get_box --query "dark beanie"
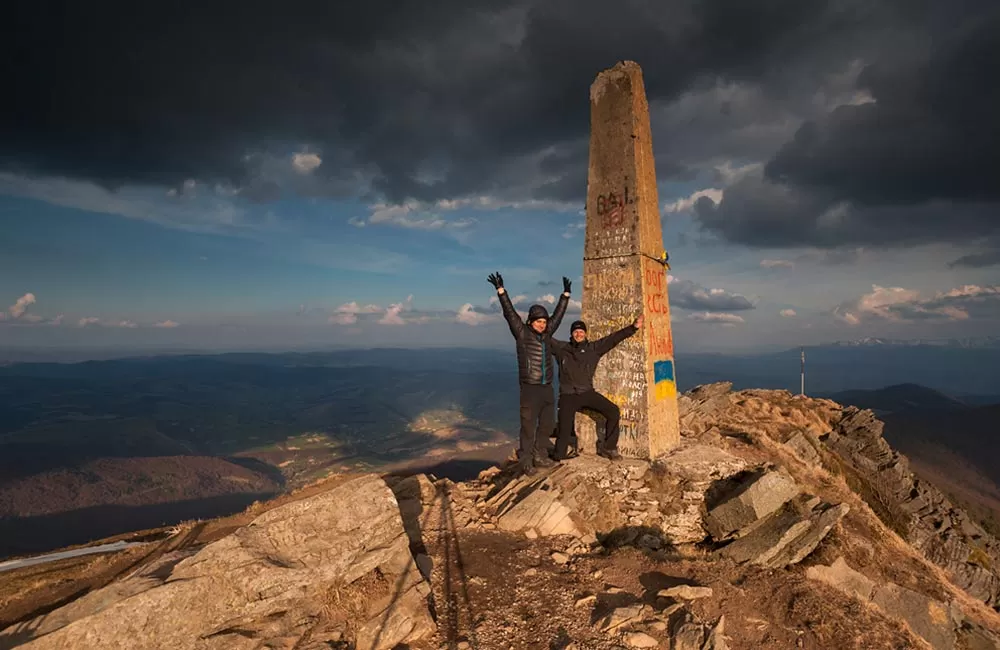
[570,320,587,333]
[527,304,550,323]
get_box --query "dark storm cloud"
[670,279,755,311]
[949,247,1000,269]
[2,0,879,205]
[3,0,998,252]
[696,5,1000,248]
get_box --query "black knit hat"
[570,320,587,333]
[526,304,550,323]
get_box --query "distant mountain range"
[826,383,1000,538]
[823,336,1000,349]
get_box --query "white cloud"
[456,303,494,326]
[688,312,746,325]
[335,301,381,315]
[153,320,180,328]
[663,188,723,214]
[379,295,414,325]
[568,299,583,311]
[536,294,556,305]
[348,216,366,228]
[328,301,382,325]
[562,221,586,239]
[489,294,527,308]
[360,202,475,230]
[113,320,138,328]
[780,309,797,317]
[670,278,755,311]
[328,312,358,325]
[0,173,248,235]
[760,259,795,269]
[834,284,1000,325]
[7,293,36,319]
[78,317,100,327]
[291,152,322,174]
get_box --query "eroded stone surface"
[578,60,679,460]
[8,475,434,650]
[704,470,800,540]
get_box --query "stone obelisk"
[575,61,680,460]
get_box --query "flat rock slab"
[656,444,748,484]
[596,605,646,633]
[807,557,957,650]
[705,470,800,540]
[658,585,713,600]
[784,431,820,464]
[721,502,848,568]
[7,474,435,650]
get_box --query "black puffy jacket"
[498,290,569,385]
[550,324,638,395]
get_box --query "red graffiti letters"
[595,186,633,229]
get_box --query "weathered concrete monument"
[575,61,681,459]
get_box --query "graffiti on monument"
[595,185,634,230]
[640,256,677,401]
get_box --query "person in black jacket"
[487,271,571,474]
[550,316,643,461]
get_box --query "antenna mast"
[800,346,806,396]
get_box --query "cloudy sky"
[1,0,998,352]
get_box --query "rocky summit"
[4,383,1000,649]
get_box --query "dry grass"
[704,407,1000,635]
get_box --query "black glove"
[562,276,572,294]
[487,272,504,290]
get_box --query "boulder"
[721,500,848,568]
[704,470,800,540]
[784,431,820,464]
[4,475,434,650]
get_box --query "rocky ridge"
[4,383,1000,649]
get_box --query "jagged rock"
[826,407,1000,607]
[487,455,634,543]
[784,430,820,464]
[959,624,1000,650]
[551,551,570,565]
[623,631,658,647]
[653,444,748,544]
[872,583,956,650]
[575,595,597,608]
[705,616,728,650]
[596,606,645,633]
[6,475,435,650]
[807,557,957,650]
[806,557,877,602]
[657,585,713,600]
[704,470,800,540]
[722,501,849,568]
[672,620,706,650]
[769,503,849,566]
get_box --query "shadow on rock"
[598,525,678,559]
[703,465,768,511]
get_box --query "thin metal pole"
[800,347,805,396]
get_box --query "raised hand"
[487,272,504,290]
[634,314,644,329]
[562,276,572,294]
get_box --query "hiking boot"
[598,449,622,461]
[534,456,557,468]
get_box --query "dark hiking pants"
[554,390,621,459]
[519,383,554,467]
